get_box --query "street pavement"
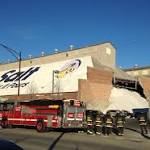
[0,127,150,150]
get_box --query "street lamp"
[0,42,22,96]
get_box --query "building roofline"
[0,41,113,65]
[124,66,150,71]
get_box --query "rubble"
[104,87,149,113]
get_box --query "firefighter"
[104,111,113,136]
[86,110,94,134]
[94,111,104,135]
[115,111,126,136]
[137,112,148,135]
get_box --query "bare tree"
[27,82,38,99]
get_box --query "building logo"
[55,59,81,78]
[0,67,40,89]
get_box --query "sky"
[0,0,150,68]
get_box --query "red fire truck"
[0,99,86,132]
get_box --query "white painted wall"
[0,56,93,95]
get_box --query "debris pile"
[104,87,149,113]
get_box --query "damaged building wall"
[0,42,116,99]
[139,76,150,101]
[78,67,113,112]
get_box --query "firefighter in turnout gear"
[86,110,94,134]
[115,111,126,136]
[104,111,113,136]
[137,112,148,135]
[94,111,104,135]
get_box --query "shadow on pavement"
[125,118,150,139]
[48,132,65,150]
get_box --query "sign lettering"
[0,67,40,82]
[0,67,40,89]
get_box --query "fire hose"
[125,127,150,139]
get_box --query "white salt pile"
[104,87,149,113]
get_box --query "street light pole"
[52,70,55,94]
[0,42,22,96]
[18,51,22,96]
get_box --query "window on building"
[106,47,111,55]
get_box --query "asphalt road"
[0,126,150,150]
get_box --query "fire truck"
[0,99,86,132]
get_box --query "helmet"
[106,111,111,116]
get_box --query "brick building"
[124,66,150,77]
[124,66,150,104]
[1,42,145,111]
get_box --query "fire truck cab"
[0,99,86,132]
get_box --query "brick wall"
[87,67,113,84]
[139,76,150,100]
[78,67,113,111]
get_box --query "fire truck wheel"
[36,121,45,132]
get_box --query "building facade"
[0,42,116,99]
[124,66,150,77]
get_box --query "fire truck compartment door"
[65,107,84,120]
[65,107,75,121]
[47,115,52,127]
[11,106,22,125]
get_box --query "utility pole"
[0,42,22,96]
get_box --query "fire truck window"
[3,104,7,111]
[67,106,75,113]
[7,104,14,110]
[70,100,74,106]
[80,101,84,107]
[22,106,33,114]
[0,103,12,111]
[0,104,3,110]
